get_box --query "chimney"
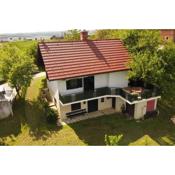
[80,30,88,41]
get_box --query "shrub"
[38,97,58,124]
[46,108,58,124]
[105,134,123,146]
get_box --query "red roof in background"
[39,40,131,80]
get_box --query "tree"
[129,40,175,96]
[8,57,35,97]
[25,42,38,59]
[64,29,81,41]
[8,41,38,68]
[0,44,35,97]
[116,30,162,54]
[156,42,175,97]
[93,29,162,54]
[116,30,162,86]
[91,29,118,40]
[128,53,163,86]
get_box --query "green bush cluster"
[40,99,58,124]
[105,134,123,146]
[46,108,58,124]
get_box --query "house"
[0,83,17,119]
[38,31,161,121]
[160,29,175,42]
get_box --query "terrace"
[59,86,159,104]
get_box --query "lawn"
[0,76,175,145]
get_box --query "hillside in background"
[0,30,96,42]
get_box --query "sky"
[0,0,175,34]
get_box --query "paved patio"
[57,108,116,126]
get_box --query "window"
[71,103,81,111]
[101,98,104,102]
[66,78,82,90]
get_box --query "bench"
[66,109,87,118]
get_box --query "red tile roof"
[39,40,131,80]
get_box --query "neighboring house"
[160,29,175,42]
[0,83,17,120]
[38,31,160,120]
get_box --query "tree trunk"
[15,85,21,98]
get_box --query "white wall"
[154,99,158,110]
[48,79,84,97]
[47,71,129,100]
[47,80,59,103]
[115,97,126,112]
[94,73,108,88]
[57,80,83,95]
[98,98,112,110]
[108,71,128,88]
[95,71,128,89]
[134,101,147,119]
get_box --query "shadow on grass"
[68,111,175,145]
[0,76,62,145]
[0,98,62,145]
[25,99,62,141]
[24,76,62,141]
[0,99,25,145]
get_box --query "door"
[84,76,94,92]
[88,99,98,113]
[126,103,135,117]
[147,100,155,112]
[112,97,116,109]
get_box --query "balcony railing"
[59,87,159,104]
